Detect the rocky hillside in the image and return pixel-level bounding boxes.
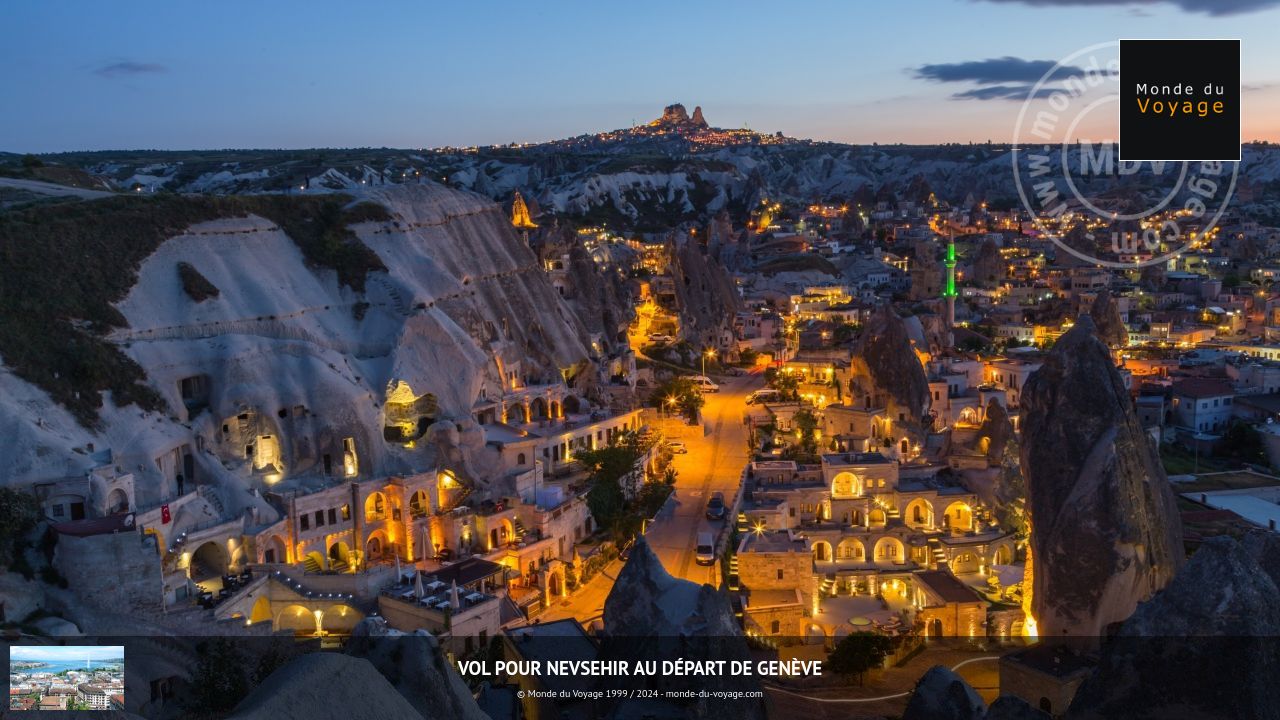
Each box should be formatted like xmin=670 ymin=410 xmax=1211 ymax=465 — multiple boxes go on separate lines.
xmin=1067 ymin=534 xmax=1280 ymax=720
xmin=0 ymin=184 xmax=621 ymax=507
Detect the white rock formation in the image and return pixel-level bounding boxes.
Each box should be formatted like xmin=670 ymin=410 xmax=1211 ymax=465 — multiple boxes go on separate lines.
xmin=0 ymin=184 xmax=605 ymax=519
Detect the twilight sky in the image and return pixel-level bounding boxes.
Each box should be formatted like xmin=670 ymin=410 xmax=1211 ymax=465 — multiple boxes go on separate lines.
xmin=4 ymin=0 xmax=1279 ymax=151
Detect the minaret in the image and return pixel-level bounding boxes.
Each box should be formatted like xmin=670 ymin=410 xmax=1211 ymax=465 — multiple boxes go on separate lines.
xmin=943 ymin=231 xmax=957 ymax=350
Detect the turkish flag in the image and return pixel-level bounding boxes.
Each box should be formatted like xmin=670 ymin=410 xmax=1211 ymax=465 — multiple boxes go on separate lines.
xmin=161 ymin=505 xmax=171 ymax=524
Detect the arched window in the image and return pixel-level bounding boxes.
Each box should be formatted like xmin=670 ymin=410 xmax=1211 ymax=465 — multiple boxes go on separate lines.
xmin=364 ymin=492 xmax=386 ymax=522
xmin=517 ymin=453 xmax=526 ymax=466
xmin=409 ymin=491 xmax=428 ymax=518
xmin=1039 ymin=698 xmax=1052 ymax=713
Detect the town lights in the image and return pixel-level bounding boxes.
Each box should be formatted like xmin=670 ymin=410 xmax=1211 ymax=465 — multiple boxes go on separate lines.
xmin=702 ymin=348 xmax=716 ymax=376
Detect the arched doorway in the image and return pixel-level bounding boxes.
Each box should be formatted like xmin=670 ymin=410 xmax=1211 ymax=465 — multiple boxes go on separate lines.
xmin=563 ymin=395 xmax=583 ymax=414
xmin=804 ymin=623 xmax=827 ymax=645
xmin=264 ymin=535 xmax=287 ymax=564
xmin=328 ymin=541 xmax=352 ymax=570
xmin=106 ymin=488 xmax=130 ymax=513
xmin=868 ymin=508 xmax=887 ymax=528
xmin=813 ymin=541 xmax=832 ymax=562
xmin=511 ymin=403 xmax=530 ymax=424
xmin=249 ymin=596 xmax=272 ymax=626
xmin=904 ymin=498 xmax=933 ymax=529
xmin=190 ymin=541 xmax=228 ymax=584
xmin=365 ymin=530 xmax=387 ymax=562
xmin=929 ymin=618 xmax=944 ymax=637
xmin=322 ymin=604 xmax=362 ymax=633
xmin=993 ymin=543 xmax=1013 ymax=566
xmin=276 ymin=604 xmax=315 ymax=634
xmin=531 ymin=397 xmax=548 ymax=420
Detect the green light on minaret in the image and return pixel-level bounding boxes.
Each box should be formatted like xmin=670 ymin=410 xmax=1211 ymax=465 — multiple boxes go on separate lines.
xmin=943 ymin=237 xmax=957 ymax=298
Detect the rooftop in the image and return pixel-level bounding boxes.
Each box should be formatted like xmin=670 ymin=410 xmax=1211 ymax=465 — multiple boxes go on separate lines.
xmin=822 ymin=451 xmax=891 ymax=467
xmin=505 ymin=619 xmax=598 ymax=693
xmin=739 ymin=530 xmax=807 ymax=554
xmin=51 ymin=512 xmax=136 ymax=537
xmin=914 ymin=570 xmax=983 ymax=605
xmin=426 ymin=557 xmax=505 ymax=588
xmin=1171 ymin=377 xmax=1235 ymax=399
xmin=744 ymin=588 xmax=803 ymax=609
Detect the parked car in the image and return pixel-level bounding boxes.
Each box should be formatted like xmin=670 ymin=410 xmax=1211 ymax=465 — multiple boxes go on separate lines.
xmin=665 ymin=440 xmax=688 ymax=454
xmin=648 ymin=333 xmax=675 ymax=344
xmin=695 ymin=532 xmax=716 ymax=565
xmin=692 ymin=375 xmax=719 ymax=393
xmin=746 ymin=389 xmax=780 ymax=405
xmin=705 ymin=492 xmax=726 ymax=521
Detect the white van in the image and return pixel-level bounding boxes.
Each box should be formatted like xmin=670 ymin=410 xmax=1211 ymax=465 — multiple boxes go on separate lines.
xmin=747 ymin=389 xmax=779 ymax=405
xmin=692 ymin=376 xmax=719 ymax=393
xmin=695 ymin=532 xmax=716 ymax=565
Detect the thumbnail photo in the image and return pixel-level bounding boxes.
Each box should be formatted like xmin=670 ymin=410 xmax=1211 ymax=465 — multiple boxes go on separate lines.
xmin=8 ymin=646 xmax=124 ymax=711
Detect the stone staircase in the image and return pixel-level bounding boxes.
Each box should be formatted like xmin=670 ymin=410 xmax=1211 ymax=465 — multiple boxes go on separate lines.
xmin=512 ymin=517 xmax=527 ymax=544
xmin=303 ymin=554 xmax=324 ymax=573
xmin=197 ymin=484 xmax=225 ymax=516
xmin=927 ymin=537 xmax=947 ymax=568
xmin=819 ymin=574 xmax=837 ymax=597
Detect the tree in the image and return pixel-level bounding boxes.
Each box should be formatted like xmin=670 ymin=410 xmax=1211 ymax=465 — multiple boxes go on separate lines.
xmin=832 ymin=322 xmax=860 ymax=345
xmin=1221 ymin=420 xmax=1268 ymax=466
xmin=827 ymin=632 xmax=893 ymax=686
xmin=578 ymin=430 xmax=654 ymax=542
xmin=764 ymin=368 xmax=800 ymax=400
xmin=793 ymin=408 xmax=820 ymax=456
xmin=650 ymin=376 xmax=704 ymax=423
xmin=0 ymin=488 xmax=40 ymax=570
xmin=662 ymin=466 xmax=678 ymax=485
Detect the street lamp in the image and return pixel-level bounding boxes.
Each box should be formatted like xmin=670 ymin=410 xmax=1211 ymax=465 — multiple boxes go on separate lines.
xmin=702 ymin=348 xmax=716 ymax=377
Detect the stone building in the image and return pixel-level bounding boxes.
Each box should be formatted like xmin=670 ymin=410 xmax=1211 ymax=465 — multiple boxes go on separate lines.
xmin=735 ymin=450 xmax=1015 ymax=640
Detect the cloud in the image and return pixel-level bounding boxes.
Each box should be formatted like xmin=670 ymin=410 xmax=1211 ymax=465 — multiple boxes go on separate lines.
xmin=914 ymin=56 xmax=1111 ymax=85
xmin=915 ymin=57 xmax=1063 ymax=84
xmin=913 ymin=56 xmax=1116 ymax=100
xmin=950 ymin=84 xmax=1060 ymax=100
xmin=94 ymin=60 xmax=167 ymax=78
xmin=973 ymin=0 xmax=1280 ymax=16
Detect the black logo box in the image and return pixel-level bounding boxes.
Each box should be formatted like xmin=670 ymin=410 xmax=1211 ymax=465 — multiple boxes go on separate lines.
xmin=1119 ymin=39 xmax=1240 ymax=162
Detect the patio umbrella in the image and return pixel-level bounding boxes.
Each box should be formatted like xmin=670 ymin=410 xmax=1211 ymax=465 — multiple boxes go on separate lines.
xmin=414 ymin=571 xmax=424 ymax=600
xmin=451 ymin=580 xmax=461 ymax=610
